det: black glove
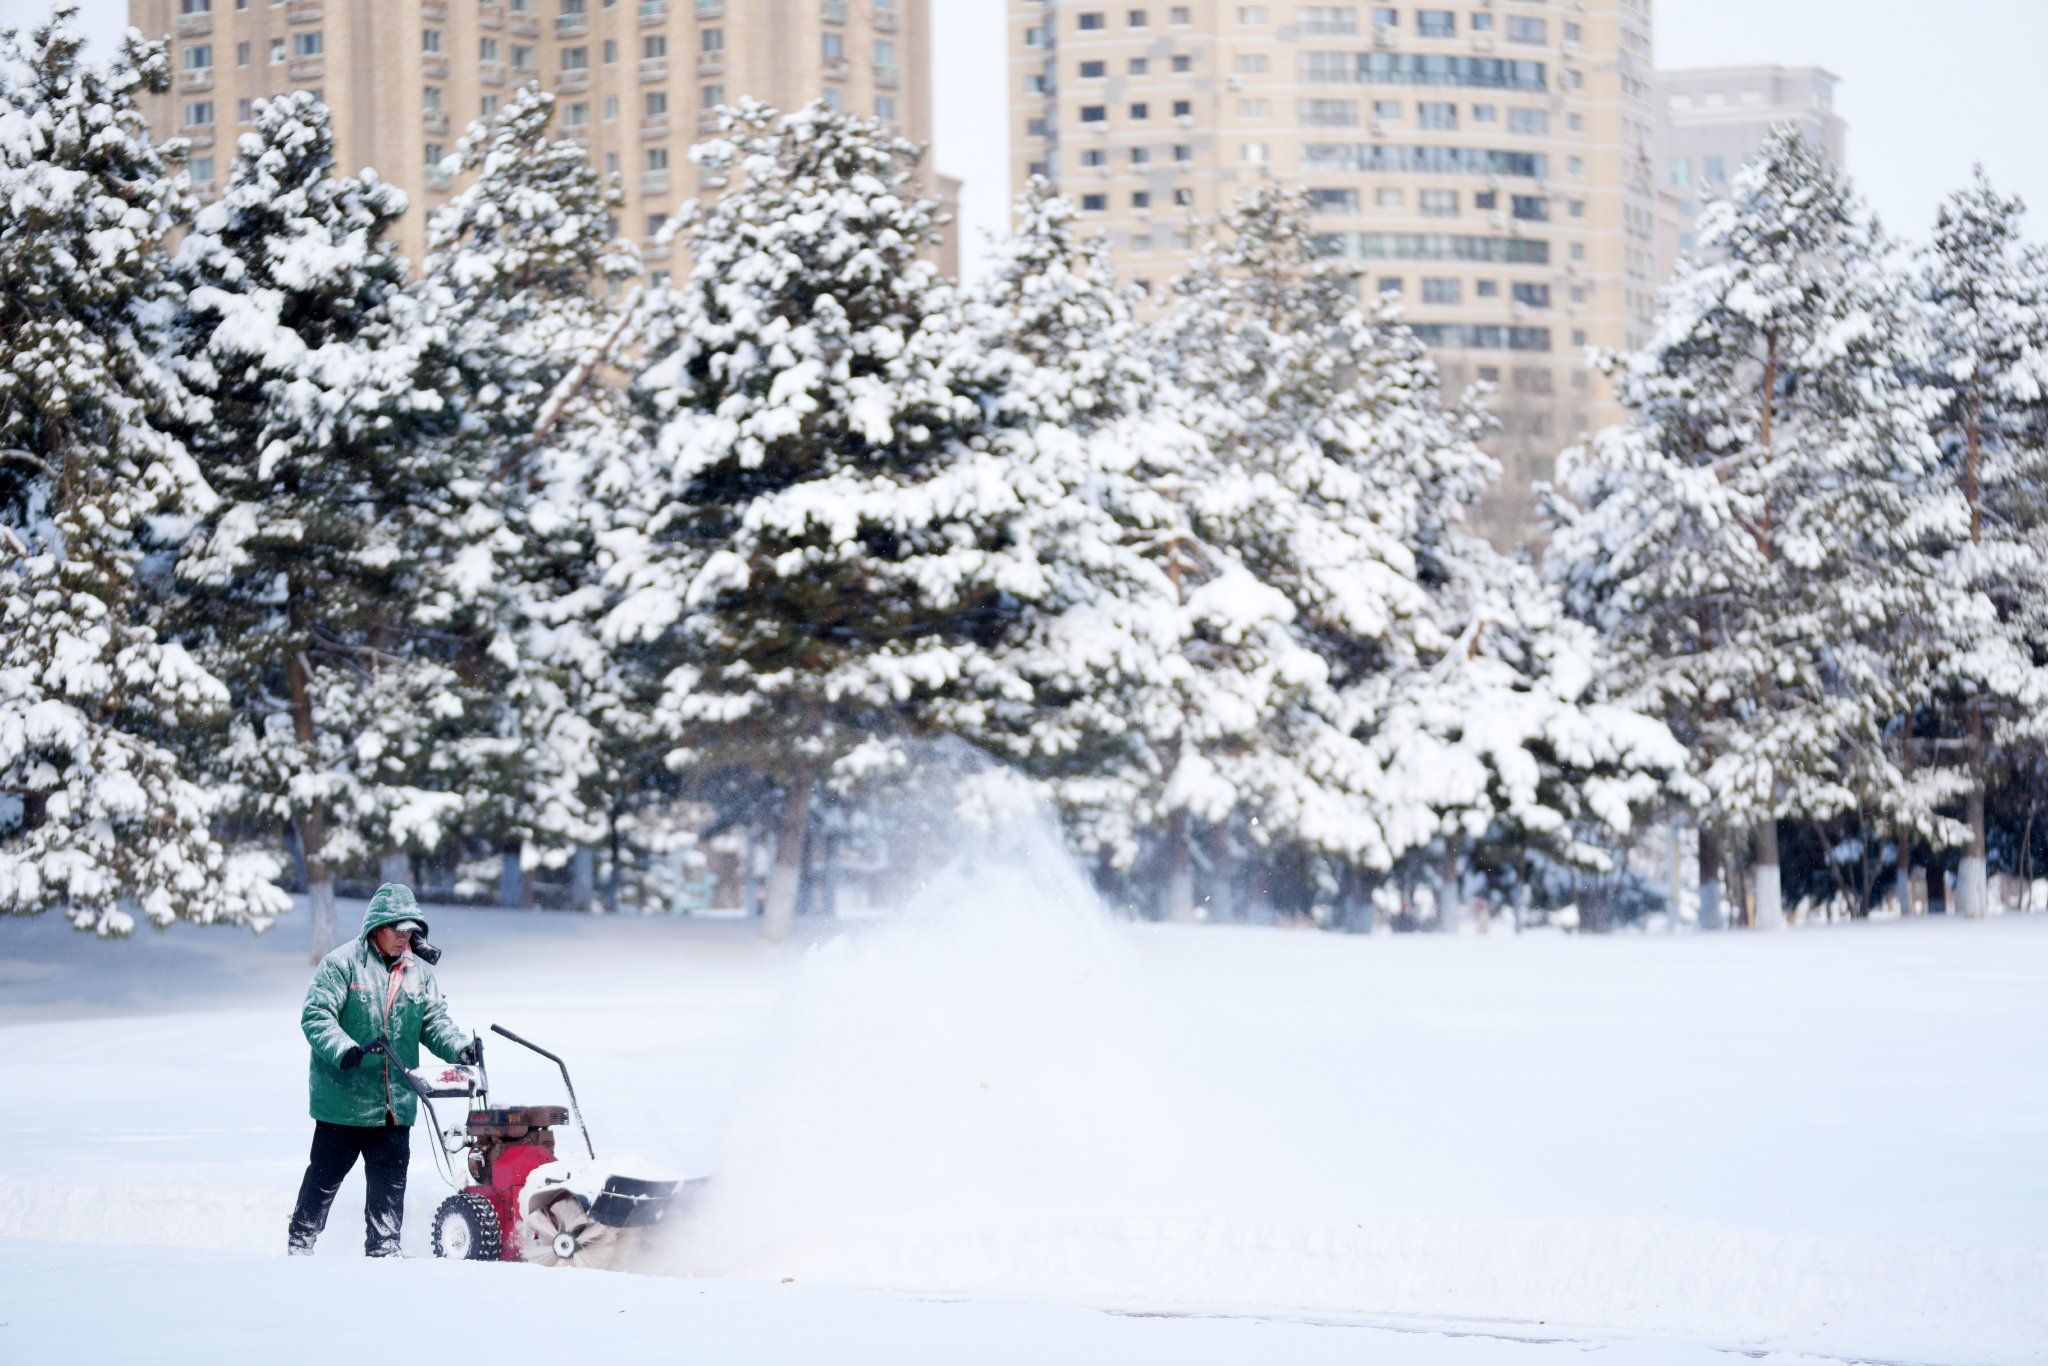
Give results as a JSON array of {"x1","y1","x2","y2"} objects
[
  {"x1": 457, "y1": 1039, "x2": 482, "y2": 1066},
  {"x1": 339, "y1": 1035, "x2": 390, "y2": 1070}
]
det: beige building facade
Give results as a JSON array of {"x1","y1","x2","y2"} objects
[
  {"x1": 131, "y1": 0, "x2": 950, "y2": 275},
  {"x1": 1652, "y1": 64, "x2": 1846, "y2": 283},
  {"x1": 1009, "y1": 0, "x2": 1661, "y2": 546}
]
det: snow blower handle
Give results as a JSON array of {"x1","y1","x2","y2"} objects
[{"x1": 489, "y1": 1024, "x2": 596, "y2": 1160}]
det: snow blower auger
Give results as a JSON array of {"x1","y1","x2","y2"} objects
[{"x1": 403, "y1": 1024, "x2": 679, "y2": 1270}]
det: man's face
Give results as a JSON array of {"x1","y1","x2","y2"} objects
[{"x1": 371, "y1": 924, "x2": 413, "y2": 959}]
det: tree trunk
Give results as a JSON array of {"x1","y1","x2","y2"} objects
[
  {"x1": 1958, "y1": 711, "x2": 1989, "y2": 919},
  {"x1": 1698, "y1": 827, "x2": 1724, "y2": 930},
  {"x1": 1897, "y1": 709, "x2": 1916, "y2": 916},
  {"x1": 762, "y1": 768, "x2": 814, "y2": 942},
  {"x1": 501, "y1": 843, "x2": 526, "y2": 910},
  {"x1": 1206, "y1": 824, "x2": 1235, "y2": 923},
  {"x1": 288, "y1": 639, "x2": 335, "y2": 964},
  {"x1": 1163, "y1": 809, "x2": 1197, "y2": 923},
  {"x1": 1753, "y1": 820, "x2": 1785, "y2": 930},
  {"x1": 378, "y1": 848, "x2": 410, "y2": 889},
  {"x1": 1438, "y1": 835, "x2": 1466, "y2": 933},
  {"x1": 569, "y1": 847, "x2": 596, "y2": 908}
]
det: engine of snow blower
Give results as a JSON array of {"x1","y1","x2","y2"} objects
[{"x1": 401, "y1": 1025, "x2": 679, "y2": 1269}]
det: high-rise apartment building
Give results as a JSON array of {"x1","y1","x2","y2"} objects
[
  {"x1": 1010, "y1": 0, "x2": 1661, "y2": 546},
  {"x1": 130, "y1": 0, "x2": 948, "y2": 274},
  {"x1": 1652, "y1": 65, "x2": 1846, "y2": 282}
]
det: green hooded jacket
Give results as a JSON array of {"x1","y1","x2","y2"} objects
[{"x1": 301, "y1": 884, "x2": 472, "y2": 1127}]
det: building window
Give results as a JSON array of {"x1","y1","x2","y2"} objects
[
  {"x1": 1471, "y1": 12, "x2": 1493, "y2": 31},
  {"x1": 562, "y1": 46, "x2": 588, "y2": 70},
  {"x1": 1417, "y1": 9, "x2": 1454, "y2": 37},
  {"x1": 1173, "y1": 143, "x2": 1192, "y2": 162},
  {"x1": 822, "y1": 32, "x2": 844, "y2": 60},
  {"x1": 1704, "y1": 155, "x2": 1726, "y2": 182},
  {"x1": 1671, "y1": 157, "x2": 1692, "y2": 187},
  {"x1": 563, "y1": 100, "x2": 588, "y2": 126},
  {"x1": 1128, "y1": 8, "x2": 1148, "y2": 25},
  {"x1": 1026, "y1": 116, "x2": 1048, "y2": 136},
  {"x1": 1310, "y1": 186, "x2": 1358, "y2": 212},
  {"x1": 1513, "y1": 282, "x2": 1551, "y2": 307},
  {"x1": 292, "y1": 31, "x2": 322, "y2": 57},
  {"x1": 1082, "y1": 193, "x2": 1108, "y2": 210},
  {"x1": 1476, "y1": 280, "x2": 1498, "y2": 297},
  {"x1": 1172, "y1": 98, "x2": 1191, "y2": 116},
  {"x1": 1300, "y1": 6, "x2": 1357, "y2": 34},
  {"x1": 1507, "y1": 16, "x2": 1546, "y2": 43},
  {"x1": 422, "y1": 28, "x2": 441, "y2": 53},
  {"x1": 646, "y1": 147, "x2": 669, "y2": 172},
  {"x1": 1024, "y1": 24, "x2": 1047, "y2": 46},
  {"x1": 702, "y1": 84, "x2": 725, "y2": 108},
  {"x1": 425, "y1": 142, "x2": 445, "y2": 165},
  {"x1": 1171, "y1": 53, "x2": 1191, "y2": 72},
  {"x1": 235, "y1": 96, "x2": 252, "y2": 120},
  {"x1": 603, "y1": 38, "x2": 617, "y2": 63},
  {"x1": 184, "y1": 101, "x2": 213, "y2": 126},
  {"x1": 1237, "y1": 6, "x2": 1268, "y2": 24},
  {"x1": 1300, "y1": 98, "x2": 1357, "y2": 126},
  {"x1": 1240, "y1": 141, "x2": 1268, "y2": 163},
  {"x1": 1375, "y1": 186, "x2": 1402, "y2": 207},
  {"x1": 1371, "y1": 6, "x2": 1397, "y2": 26},
  {"x1": 1568, "y1": 113, "x2": 1582, "y2": 131},
  {"x1": 1378, "y1": 276, "x2": 1402, "y2": 294},
  {"x1": 183, "y1": 44, "x2": 212, "y2": 70},
  {"x1": 480, "y1": 37, "x2": 499, "y2": 60},
  {"x1": 1079, "y1": 11, "x2": 1105, "y2": 30},
  {"x1": 181, "y1": 0, "x2": 210, "y2": 12},
  {"x1": 423, "y1": 86, "x2": 443, "y2": 111},
  {"x1": 235, "y1": 39, "x2": 249, "y2": 65},
  {"x1": 1472, "y1": 103, "x2": 1496, "y2": 123},
  {"x1": 877, "y1": 95, "x2": 896, "y2": 121},
  {"x1": 1419, "y1": 189, "x2": 1457, "y2": 216},
  {"x1": 511, "y1": 43, "x2": 535, "y2": 69},
  {"x1": 1567, "y1": 155, "x2": 1582, "y2": 175},
  {"x1": 645, "y1": 35, "x2": 667, "y2": 58},
  {"x1": 1080, "y1": 60, "x2": 1105, "y2": 77},
  {"x1": 1130, "y1": 146, "x2": 1150, "y2": 164},
  {"x1": 1024, "y1": 72, "x2": 1048, "y2": 93},
  {"x1": 1372, "y1": 98, "x2": 1401, "y2": 120},
  {"x1": 1421, "y1": 278, "x2": 1460, "y2": 304},
  {"x1": 1129, "y1": 57, "x2": 1148, "y2": 74},
  {"x1": 1132, "y1": 190, "x2": 1150, "y2": 208},
  {"x1": 1511, "y1": 195, "x2": 1548, "y2": 220},
  {"x1": 1238, "y1": 98, "x2": 1269, "y2": 117},
  {"x1": 1080, "y1": 105, "x2": 1107, "y2": 123},
  {"x1": 1171, "y1": 5, "x2": 1190, "y2": 21},
  {"x1": 1509, "y1": 108, "x2": 1548, "y2": 135},
  {"x1": 643, "y1": 91, "x2": 664, "y2": 117},
  {"x1": 700, "y1": 28, "x2": 722, "y2": 52},
  {"x1": 1172, "y1": 187, "x2": 1193, "y2": 205},
  {"x1": 1235, "y1": 53, "x2": 1269, "y2": 74},
  {"x1": 1130, "y1": 101, "x2": 1149, "y2": 118},
  {"x1": 1418, "y1": 101, "x2": 1456, "y2": 129},
  {"x1": 821, "y1": 88, "x2": 843, "y2": 111},
  {"x1": 1474, "y1": 191, "x2": 1497, "y2": 209},
  {"x1": 481, "y1": 94, "x2": 499, "y2": 116}
]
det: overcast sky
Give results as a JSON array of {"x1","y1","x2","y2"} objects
[{"x1": 11, "y1": 0, "x2": 2046, "y2": 277}]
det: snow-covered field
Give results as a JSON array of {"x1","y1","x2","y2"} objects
[{"x1": 2, "y1": 851, "x2": 2044, "y2": 1364}]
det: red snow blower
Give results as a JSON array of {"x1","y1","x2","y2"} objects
[{"x1": 401, "y1": 1025, "x2": 679, "y2": 1270}]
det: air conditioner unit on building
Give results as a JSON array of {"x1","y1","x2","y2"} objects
[
  {"x1": 1372, "y1": 25, "x2": 1394, "y2": 46},
  {"x1": 1490, "y1": 212, "x2": 1507, "y2": 229},
  {"x1": 1562, "y1": 40, "x2": 1580, "y2": 57},
  {"x1": 1225, "y1": 73, "x2": 1242, "y2": 89},
  {"x1": 1369, "y1": 119, "x2": 1386, "y2": 135},
  {"x1": 1472, "y1": 36, "x2": 1494, "y2": 51}
]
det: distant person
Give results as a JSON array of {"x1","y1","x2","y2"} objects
[{"x1": 288, "y1": 884, "x2": 477, "y2": 1257}]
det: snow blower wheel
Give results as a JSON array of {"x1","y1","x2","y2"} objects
[{"x1": 432, "y1": 1192, "x2": 502, "y2": 1261}]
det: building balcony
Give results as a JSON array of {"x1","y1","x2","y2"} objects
[
  {"x1": 822, "y1": 55, "x2": 848, "y2": 81},
  {"x1": 562, "y1": 69, "x2": 594, "y2": 93},
  {"x1": 641, "y1": 114, "x2": 670, "y2": 138},
  {"x1": 562, "y1": 125, "x2": 591, "y2": 144},
  {"x1": 478, "y1": 4, "x2": 504, "y2": 29},
  {"x1": 173, "y1": 13, "x2": 211, "y2": 36},
  {"x1": 479, "y1": 60, "x2": 506, "y2": 85},
  {"x1": 508, "y1": 14, "x2": 541, "y2": 37},
  {"x1": 422, "y1": 54, "x2": 450, "y2": 79},
  {"x1": 641, "y1": 240, "x2": 672, "y2": 263},
  {"x1": 643, "y1": 168, "x2": 671, "y2": 194},
  {"x1": 424, "y1": 109, "x2": 451, "y2": 134},
  {"x1": 286, "y1": 0, "x2": 323, "y2": 24},
  {"x1": 183, "y1": 130, "x2": 215, "y2": 150},
  {"x1": 875, "y1": 8, "x2": 899, "y2": 32},
  {"x1": 696, "y1": 51, "x2": 725, "y2": 75},
  {"x1": 640, "y1": 58, "x2": 668, "y2": 82},
  {"x1": 177, "y1": 69, "x2": 214, "y2": 93},
  {"x1": 424, "y1": 164, "x2": 454, "y2": 191},
  {"x1": 694, "y1": 0, "x2": 724, "y2": 15},
  {"x1": 821, "y1": 0, "x2": 847, "y2": 22},
  {"x1": 696, "y1": 109, "x2": 720, "y2": 132},
  {"x1": 422, "y1": 0, "x2": 449, "y2": 19},
  {"x1": 287, "y1": 57, "x2": 325, "y2": 82},
  {"x1": 511, "y1": 63, "x2": 539, "y2": 82},
  {"x1": 873, "y1": 62, "x2": 900, "y2": 88},
  {"x1": 555, "y1": 14, "x2": 589, "y2": 38},
  {"x1": 639, "y1": 0, "x2": 670, "y2": 22}
]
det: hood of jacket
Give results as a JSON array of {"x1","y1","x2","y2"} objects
[{"x1": 360, "y1": 883, "x2": 428, "y2": 943}]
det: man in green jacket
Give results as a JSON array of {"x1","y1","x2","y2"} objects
[{"x1": 288, "y1": 884, "x2": 476, "y2": 1257}]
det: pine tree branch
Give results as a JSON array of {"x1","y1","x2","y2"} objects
[{"x1": 1, "y1": 447, "x2": 61, "y2": 481}]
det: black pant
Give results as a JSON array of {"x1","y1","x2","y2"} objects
[{"x1": 287, "y1": 1119, "x2": 411, "y2": 1256}]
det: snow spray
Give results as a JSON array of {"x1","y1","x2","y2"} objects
[{"x1": 652, "y1": 754, "x2": 1264, "y2": 1289}]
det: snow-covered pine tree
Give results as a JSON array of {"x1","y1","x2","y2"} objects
[
  {"x1": 166, "y1": 91, "x2": 459, "y2": 960},
  {"x1": 411, "y1": 85, "x2": 645, "y2": 903},
  {"x1": 611, "y1": 101, "x2": 1040, "y2": 938},
  {"x1": 0, "y1": 9, "x2": 285, "y2": 935},
  {"x1": 1910, "y1": 169, "x2": 2048, "y2": 918},
  {"x1": 943, "y1": 178, "x2": 1189, "y2": 873},
  {"x1": 1549, "y1": 127, "x2": 1943, "y2": 927}
]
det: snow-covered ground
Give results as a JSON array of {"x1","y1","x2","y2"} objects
[{"x1": 2, "y1": 851, "x2": 2044, "y2": 1364}]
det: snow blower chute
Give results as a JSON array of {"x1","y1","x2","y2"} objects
[{"x1": 402, "y1": 1024, "x2": 679, "y2": 1269}]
